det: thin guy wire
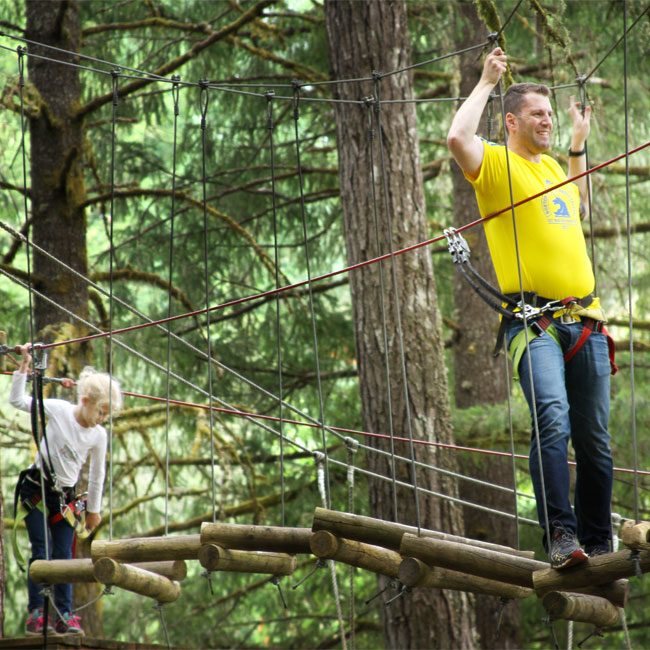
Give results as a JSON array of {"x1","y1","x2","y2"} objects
[
  {"x1": 622, "y1": 1, "x2": 639, "y2": 523},
  {"x1": 315, "y1": 456, "x2": 348, "y2": 650},
  {"x1": 504, "y1": 346, "x2": 521, "y2": 550},
  {"x1": 266, "y1": 92, "x2": 286, "y2": 526},
  {"x1": 164, "y1": 76, "x2": 181, "y2": 535},
  {"x1": 17, "y1": 45, "x2": 49, "y2": 559},
  {"x1": 366, "y1": 99, "x2": 398, "y2": 522},
  {"x1": 495, "y1": 80, "x2": 553, "y2": 557},
  {"x1": 108, "y1": 69, "x2": 120, "y2": 541},
  {"x1": 2, "y1": 258, "x2": 543, "y2": 528},
  {"x1": 381, "y1": 40, "x2": 489, "y2": 78},
  {"x1": 2, "y1": 269, "x2": 545, "y2": 529},
  {"x1": 198, "y1": 81, "x2": 218, "y2": 523},
  {"x1": 582, "y1": 2, "x2": 650, "y2": 83},
  {"x1": 293, "y1": 85, "x2": 331, "y2": 508},
  {"x1": 0, "y1": 268, "x2": 311, "y2": 452},
  {"x1": 326, "y1": 456, "x2": 538, "y2": 526},
  {"x1": 372, "y1": 75, "x2": 422, "y2": 534},
  {"x1": 5, "y1": 136, "x2": 647, "y2": 360},
  {"x1": 579, "y1": 82, "x2": 598, "y2": 297}
]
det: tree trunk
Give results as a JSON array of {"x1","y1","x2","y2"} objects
[
  {"x1": 450, "y1": 3, "x2": 522, "y2": 648},
  {"x1": 25, "y1": 0, "x2": 101, "y2": 637},
  {"x1": 26, "y1": 0, "x2": 89, "y2": 334},
  {"x1": 325, "y1": 2, "x2": 475, "y2": 647}
]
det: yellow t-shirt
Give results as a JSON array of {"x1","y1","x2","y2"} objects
[{"x1": 466, "y1": 139, "x2": 594, "y2": 300}]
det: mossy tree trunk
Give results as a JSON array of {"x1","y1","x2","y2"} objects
[
  {"x1": 325, "y1": 1, "x2": 475, "y2": 647},
  {"x1": 25, "y1": 0, "x2": 89, "y2": 335}
]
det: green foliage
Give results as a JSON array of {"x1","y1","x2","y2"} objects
[{"x1": 1, "y1": 1, "x2": 650, "y2": 647}]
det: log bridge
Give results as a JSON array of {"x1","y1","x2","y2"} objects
[{"x1": 26, "y1": 510, "x2": 650, "y2": 628}]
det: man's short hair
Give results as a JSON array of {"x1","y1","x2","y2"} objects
[{"x1": 503, "y1": 83, "x2": 550, "y2": 117}]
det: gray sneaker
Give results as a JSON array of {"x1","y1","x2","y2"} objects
[
  {"x1": 586, "y1": 544, "x2": 610, "y2": 558},
  {"x1": 549, "y1": 522, "x2": 588, "y2": 569}
]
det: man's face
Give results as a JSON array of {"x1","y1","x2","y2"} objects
[{"x1": 509, "y1": 93, "x2": 553, "y2": 155}]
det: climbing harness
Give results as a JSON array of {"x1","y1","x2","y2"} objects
[
  {"x1": 444, "y1": 228, "x2": 617, "y2": 377},
  {"x1": 12, "y1": 469, "x2": 89, "y2": 568}
]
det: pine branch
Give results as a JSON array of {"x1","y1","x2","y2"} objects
[
  {"x1": 76, "y1": 0, "x2": 278, "y2": 118},
  {"x1": 90, "y1": 266, "x2": 197, "y2": 314},
  {"x1": 136, "y1": 487, "x2": 301, "y2": 537}
]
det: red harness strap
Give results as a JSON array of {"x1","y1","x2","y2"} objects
[{"x1": 563, "y1": 318, "x2": 618, "y2": 375}]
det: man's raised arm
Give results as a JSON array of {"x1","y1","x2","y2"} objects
[{"x1": 447, "y1": 47, "x2": 508, "y2": 179}]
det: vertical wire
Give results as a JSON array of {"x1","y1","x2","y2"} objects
[
  {"x1": 198, "y1": 80, "x2": 218, "y2": 522},
  {"x1": 291, "y1": 82, "x2": 331, "y2": 508},
  {"x1": 346, "y1": 439, "x2": 358, "y2": 650},
  {"x1": 108, "y1": 68, "x2": 120, "y2": 541},
  {"x1": 579, "y1": 81, "x2": 598, "y2": 297},
  {"x1": 495, "y1": 80, "x2": 552, "y2": 557},
  {"x1": 364, "y1": 99, "x2": 398, "y2": 521},
  {"x1": 503, "y1": 351, "x2": 520, "y2": 550},
  {"x1": 265, "y1": 91, "x2": 285, "y2": 526},
  {"x1": 372, "y1": 74, "x2": 421, "y2": 533},
  {"x1": 16, "y1": 45, "x2": 49, "y2": 557},
  {"x1": 164, "y1": 76, "x2": 181, "y2": 536},
  {"x1": 622, "y1": 1, "x2": 639, "y2": 523}
]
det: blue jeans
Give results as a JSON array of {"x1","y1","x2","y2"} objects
[
  {"x1": 507, "y1": 319, "x2": 613, "y2": 551},
  {"x1": 21, "y1": 480, "x2": 75, "y2": 615}
]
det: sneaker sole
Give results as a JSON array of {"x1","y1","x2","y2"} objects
[
  {"x1": 552, "y1": 548, "x2": 588, "y2": 570},
  {"x1": 25, "y1": 630, "x2": 56, "y2": 637}
]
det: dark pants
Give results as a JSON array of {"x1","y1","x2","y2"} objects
[
  {"x1": 20, "y1": 475, "x2": 75, "y2": 615},
  {"x1": 507, "y1": 319, "x2": 613, "y2": 551}
]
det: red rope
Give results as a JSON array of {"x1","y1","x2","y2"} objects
[
  {"x1": 33, "y1": 139, "x2": 650, "y2": 352},
  {"x1": 3, "y1": 369, "x2": 644, "y2": 475},
  {"x1": 121, "y1": 388, "x2": 648, "y2": 477}
]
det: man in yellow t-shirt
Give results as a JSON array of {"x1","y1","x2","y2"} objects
[{"x1": 447, "y1": 47, "x2": 613, "y2": 569}]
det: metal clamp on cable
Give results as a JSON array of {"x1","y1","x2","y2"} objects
[{"x1": 444, "y1": 228, "x2": 471, "y2": 265}]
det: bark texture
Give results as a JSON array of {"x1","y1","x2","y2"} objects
[
  {"x1": 325, "y1": 2, "x2": 475, "y2": 647},
  {"x1": 26, "y1": 0, "x2": 89, "y2": 333},
  {"x1": 450, "y1": 3, "x2": 522, "y2": 648}
]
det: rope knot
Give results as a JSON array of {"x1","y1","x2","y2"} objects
[{"x1": 344, "y1": 436, "x2": 359, "y2": 454}]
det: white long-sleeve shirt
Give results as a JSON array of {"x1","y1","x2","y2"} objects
[{"x1": 10, "y1": 371, "x2": 107, "y2": 513}]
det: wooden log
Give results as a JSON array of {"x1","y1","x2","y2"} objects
[
  {"x1": 309, "y1": 531, "x2": 402, "y2": 578},
  {"x1": 30, "y1": 559, "x2": 96, "y2": 584},
  {"x1": 400, "y1": 532, "x2": 544, "y2": 588},
  {"x1": 313, "y1": 507, "x2": 534, "y2": 558},
  {"x1": 132, "y1": 560, "x2": 187, "y2": 581},
  {"x1": 398, "y1": 556, "x2": 532, "y2": 599},
  {"x1": 571, "y1": 579, "x2": 629, "y2": 609},
  {"x1": 620, "y1": 520, "x2": 650, "y2": 550},
  {"x1": 200, "y1": 522, "x2": 311, "y2": 554},
  {"x1": 533, "y1": 548, "x2": 650, "y2": 594},
  {"x1": 93, "y1": 558, "x2": 181, "y2": 602},
  {"x1": 92, "y1": 534, "x2": 201, "y2": 562},
  {"x1": 198, "y1": 544, "x2": 297, "y2": 575},
  {"x1": 542, "y1": 591, "x2": 620, "y2": 627},
  {"x1": 30, "y1": 558, "x2": 188, "y2": 585}
]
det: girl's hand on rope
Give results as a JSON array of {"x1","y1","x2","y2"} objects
[
  {"x1": 482, "y1": 47, "x2": 507, "y2": 86},
  {"x1": 568, "y1": 95, "x2": 591, "y2": 146},
  {"x1": 86, "y1": 512, "x2": 101, "y2": 531}
]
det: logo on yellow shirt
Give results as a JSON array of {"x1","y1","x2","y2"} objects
[{"x1": 541, "y1": 181, "x2": 578, "y2": 228}]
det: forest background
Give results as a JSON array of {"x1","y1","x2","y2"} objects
[{"x1": 0, "y1": 1, "x2": 649, "y2": 649}]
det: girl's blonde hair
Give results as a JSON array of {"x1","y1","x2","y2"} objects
[{"x1": 77, "y1": 366, "x2": 123, "y2": 412}]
